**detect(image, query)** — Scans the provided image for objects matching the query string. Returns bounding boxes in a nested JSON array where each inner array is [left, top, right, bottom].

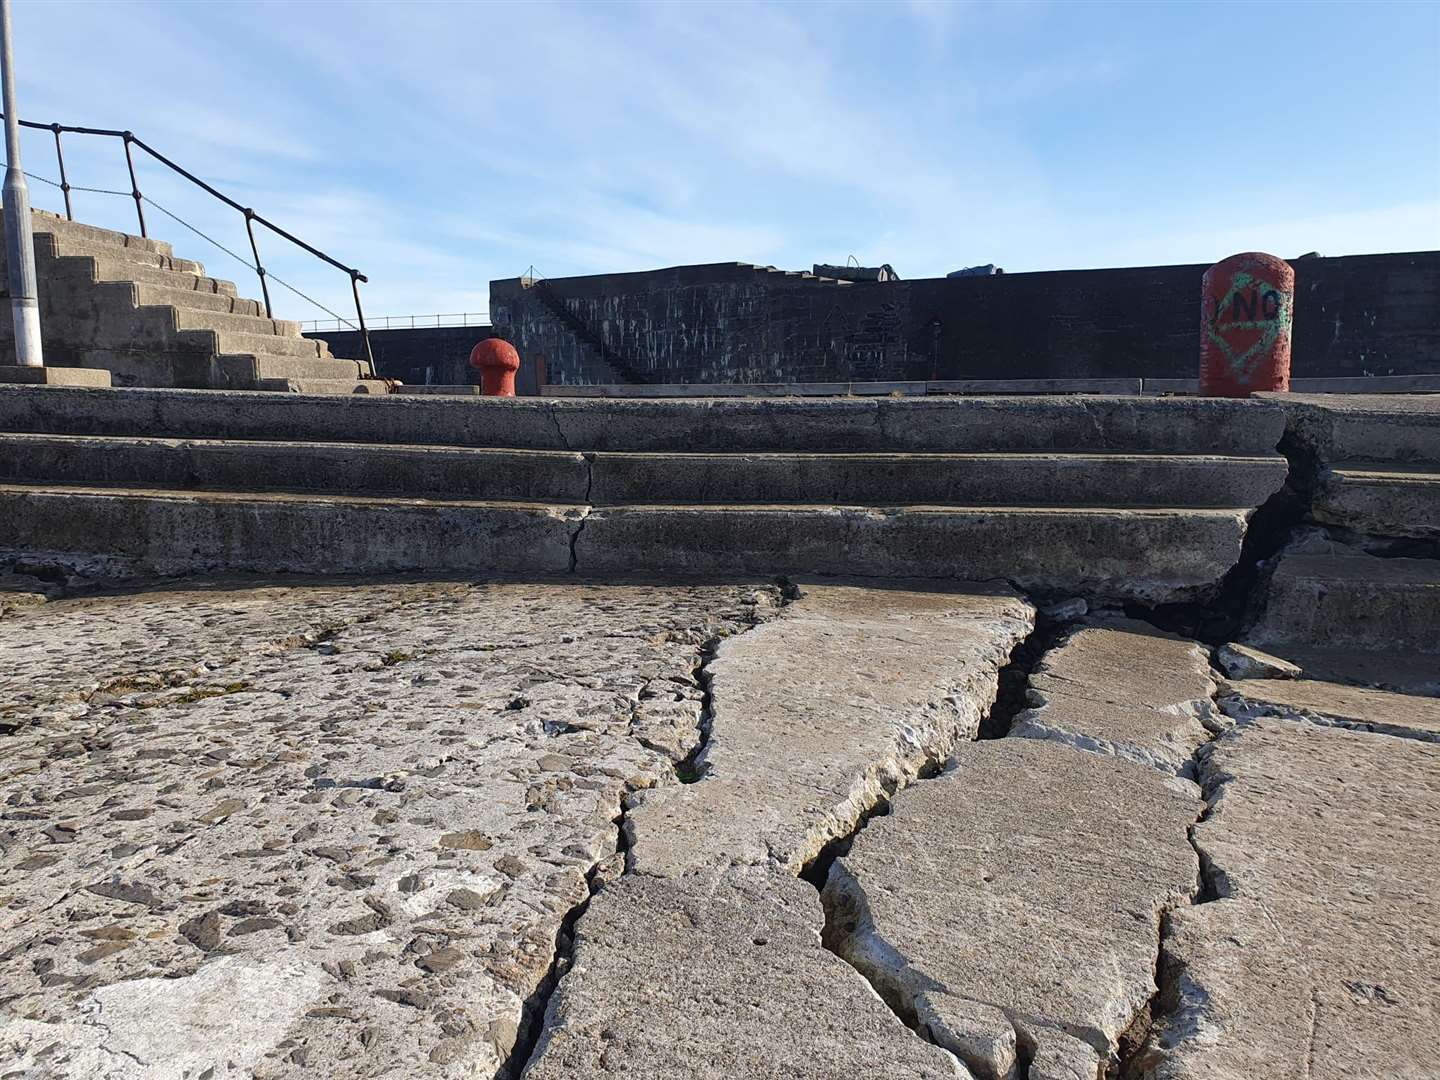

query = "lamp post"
[[1, 0, 41, 367]]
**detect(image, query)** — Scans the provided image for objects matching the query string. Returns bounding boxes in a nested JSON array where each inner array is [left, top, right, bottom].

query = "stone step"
[[0, 483, 578, 577], [170, 305, 303, 338], [1267, 392, 1440, 465], [0, 434, 589, 502], [0, 387, 1286, 455], [1247, 550, 1440, 653], [28, 209, 173, 257], [45, 252, 239, 297], [215, 354, 362, 387], [573, 504, 1249, 604], [132, 282, 265, 318], [588, 450, 1285, 508], [1313, 462, 1440, 539], [1229, 645, 1440, 698], [0, 483, 1246, 603], [203, 330, 327, 360], [36, 233, 205, 276], [0, 435, 1281, 509]]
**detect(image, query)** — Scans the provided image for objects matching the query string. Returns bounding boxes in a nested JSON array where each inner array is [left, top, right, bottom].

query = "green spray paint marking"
[[1206, 270, 1292, 378]]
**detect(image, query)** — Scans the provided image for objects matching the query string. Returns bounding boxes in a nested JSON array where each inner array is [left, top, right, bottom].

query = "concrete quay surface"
[[0, 570, 1435, 1080], [0, 389, 1436, 1078]]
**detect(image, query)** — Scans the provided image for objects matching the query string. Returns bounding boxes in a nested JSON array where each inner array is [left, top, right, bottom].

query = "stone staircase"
[[0, 389, 1288, 603], [1242, 393, 1440, 695], [0, 209, 376, 391]]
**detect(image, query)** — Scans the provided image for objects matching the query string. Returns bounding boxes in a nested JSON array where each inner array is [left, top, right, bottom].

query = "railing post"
[[121, 131, 145, 237], [242, 208, 272, 318], [351, 270, 375, 374], [50, 124, 70, 220]]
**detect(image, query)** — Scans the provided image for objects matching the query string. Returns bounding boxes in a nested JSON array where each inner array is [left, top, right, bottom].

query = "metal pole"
[[351, 271, 375, 374], [0, 0, 41, 367], [121, 133, 145, 237], [243, 209, 272, 318], [50, 124, 70, 220]]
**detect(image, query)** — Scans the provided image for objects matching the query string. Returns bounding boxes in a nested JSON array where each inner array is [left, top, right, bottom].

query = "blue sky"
[[10, 0, 1439, 325]]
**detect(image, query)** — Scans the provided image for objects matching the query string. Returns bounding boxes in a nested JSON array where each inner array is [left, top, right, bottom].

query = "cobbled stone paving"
[[0, 577, 778, 1078]]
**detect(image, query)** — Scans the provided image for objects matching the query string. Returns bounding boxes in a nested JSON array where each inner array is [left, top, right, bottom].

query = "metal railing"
[[0, 113, 373, 369], [301, 312, 490, 334]]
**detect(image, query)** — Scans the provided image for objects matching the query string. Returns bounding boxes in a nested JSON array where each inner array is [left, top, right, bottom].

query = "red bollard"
[[1200, 252, 1294, 397], [470, 339, 521, 397]]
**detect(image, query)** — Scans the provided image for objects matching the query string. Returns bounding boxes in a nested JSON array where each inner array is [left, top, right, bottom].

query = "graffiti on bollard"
[[1200, 252, 1294, 397], [470, 339, 521, 397]]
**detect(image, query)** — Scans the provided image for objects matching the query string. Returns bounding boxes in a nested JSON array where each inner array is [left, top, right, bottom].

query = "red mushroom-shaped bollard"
[[470, 339, 521, 397], [1199, 252, 1294, 397]]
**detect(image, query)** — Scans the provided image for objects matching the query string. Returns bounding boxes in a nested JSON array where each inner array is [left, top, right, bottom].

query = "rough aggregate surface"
[[0, 577, 777, 1078]]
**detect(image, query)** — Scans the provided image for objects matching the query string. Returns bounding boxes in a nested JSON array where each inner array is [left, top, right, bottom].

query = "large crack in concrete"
[[496, 800, 628, 1080], [501, 603, 783, 1080], [806, 615, 1226, 1080]]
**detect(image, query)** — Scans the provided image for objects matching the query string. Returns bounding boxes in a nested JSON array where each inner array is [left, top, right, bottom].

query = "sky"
[[9, 0, 1439, 327]]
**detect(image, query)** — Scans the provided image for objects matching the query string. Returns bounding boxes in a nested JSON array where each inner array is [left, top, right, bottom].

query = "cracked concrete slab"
[[626, 581, 1034, 876], [520, 868, 968, 1079], [1010, 617, 1218, 775], [0, 578, 776, 1079], [822, 738, 1201, 1080], [1136, 719, 1440, 1080], [1218, 677, 1440, 742]]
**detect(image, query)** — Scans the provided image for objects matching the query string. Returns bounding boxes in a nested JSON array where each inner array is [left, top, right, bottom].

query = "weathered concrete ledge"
[[586, 450, 1286, 509], [0, 433, 592, 504], [1312, 463, 1440, 539], [0, 485, 578, 577], [0, 386, 1286, 454], [1247, 549, 1440, 653], [0, 488, 1252, 602], [0, 433, 1285, 509], [579, 505, 1252, 604], [1263, 392, 1440, 464]]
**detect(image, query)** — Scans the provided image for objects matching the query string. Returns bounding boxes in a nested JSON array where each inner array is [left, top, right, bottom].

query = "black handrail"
[[0, 113, 374, 370]]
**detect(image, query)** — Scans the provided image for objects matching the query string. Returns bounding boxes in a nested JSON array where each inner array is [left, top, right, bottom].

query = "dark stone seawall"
[[484, 252, 1440, 385]]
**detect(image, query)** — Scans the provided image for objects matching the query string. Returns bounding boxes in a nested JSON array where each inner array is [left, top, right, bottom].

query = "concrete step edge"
[[27, 210, 174, 257], [168, 306, 302, 337], [45, 252, 240, 297], [42, 234, 205, 275], [0, 479, 1255, 517], [206, 331, 326, 358], [131, 282, 265, 317], [0, 434, 1285, 465]]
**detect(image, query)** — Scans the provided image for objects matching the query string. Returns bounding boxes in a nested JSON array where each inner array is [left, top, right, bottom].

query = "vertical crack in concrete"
[[565, 508, 591, 574], [565, 455, 596, 574], [671, 585, 797, 785], [1113, 659, 1227, 1079], [498, 798, 627, 1080], [982, 614, 1073, 739], [579, 452, 594, 505], [544, 404, 573, 452], [672, 635, 721, 785], [507, 595, 788, 1078]]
